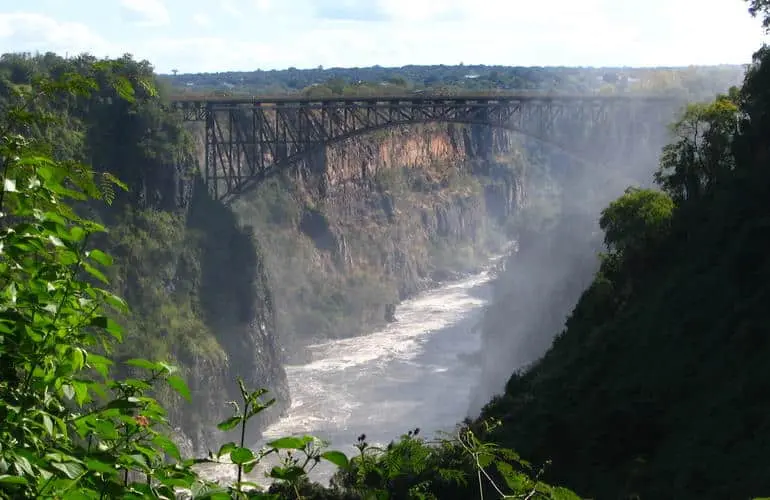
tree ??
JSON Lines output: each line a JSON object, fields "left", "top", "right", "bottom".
{"left": 734, "top": 46, "right": 770, "bottom": 171}
{"left": 325, "top": 77, "right": 346, "bottom": 95}
{"left": 386, "top": 75, "right": 407, "bottom": 87}
{"left": 746, "top": 0, "right": 770, "bottom": 30}
{"left": 654, "top": 93, "right": 739, "bottom": 202}
{"left": 303, "top": 84, "right": 334, "bottom": 99}
{"left": 599, "top": 187, "right": 674, "bottom": 258}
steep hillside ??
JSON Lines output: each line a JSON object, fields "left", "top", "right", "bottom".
{"left": 474, "top": 44, "right": 770, "bottom": 500}
{"left": 469, "top": 107, "right": 674, "bottom": 412}
{"left": 0, "top": 53, "right": 290, "bottom": 456}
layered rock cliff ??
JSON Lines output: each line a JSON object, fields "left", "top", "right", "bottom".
{"left": 206, "top": 123, "right": 537, "bottom": 355}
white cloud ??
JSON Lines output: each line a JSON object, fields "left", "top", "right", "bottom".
{"left": 376, "top": 0, "right": 461, "bottom": 22}
{"left": 0, "top": 0, "right": 767, "bottom": 72}
{"left": 0, "top": 12, "right": 115, "bottom": 57}
{"left": 221, "top": 0, "right": 243, "bottom": 18}
{"left": 120, "top": 0, "right": 170, "bottom": 27}
{"left": 191, "top": 13, "right": 210, "bottom": 26}
{"left": 134, "top": 36, "right": 274, "bottom": 72}
{"left": 253, "top": 0, "right": 271, "bottom": 12}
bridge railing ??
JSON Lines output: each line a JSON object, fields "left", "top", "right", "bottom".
{"left": 167, "top": 92, "right": 686, "bottom": 105}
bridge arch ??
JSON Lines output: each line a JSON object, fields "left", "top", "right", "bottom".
{"left": 171, "top": 95, "right": 683, "bottom": 202}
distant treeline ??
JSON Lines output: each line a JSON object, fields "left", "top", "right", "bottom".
{"left": 160, "top": 63, "right": 746, "bottom": 100}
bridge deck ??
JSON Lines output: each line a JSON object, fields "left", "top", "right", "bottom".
{"left": 168, "top": 93, "right": 680, "bottom": 105}
{"left": 179, "top": 91, "right": 682, "bottom": 203}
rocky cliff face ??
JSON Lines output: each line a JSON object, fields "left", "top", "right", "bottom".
{"left": 104, "top": 144, "right": 290, "bottom": 458}
{"left": 174, "top": 184, "right": 290, "bottom": 455}
{"left": 204, "top": 123, "right": 536, "bottom": 355}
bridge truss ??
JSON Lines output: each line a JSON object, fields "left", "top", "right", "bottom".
{"left": 171, "top": 95, "right": 681, "bottom": 202}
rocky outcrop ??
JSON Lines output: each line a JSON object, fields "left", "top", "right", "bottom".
{"left": 104, "top": 137, "right": 290, "bottom": 457}
{"left": 171, "top": 183, "right": 290, "bottom": 455}
{"left": 216, "top": 123, "right": 534, "bottom": 353}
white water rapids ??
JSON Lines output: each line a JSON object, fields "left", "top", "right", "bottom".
{"left": 199, "top": 263, "right": 498, "bottom": 488}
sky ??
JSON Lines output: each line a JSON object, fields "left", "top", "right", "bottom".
{"left": 0, "top": 0, "right": 768, "bottom": 74}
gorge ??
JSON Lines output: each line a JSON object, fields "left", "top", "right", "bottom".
{"left": 3, "top": 48, "right": 768, "bottom": 499}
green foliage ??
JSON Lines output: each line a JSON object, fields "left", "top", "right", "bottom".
{"left": 107, "top": 207, "right": 225, "bottom": 362}
{"left": 0, "top": 52, "right": 268, "bottom": 449}
{"left": 325, "top": 425, "right": 577, "bottom": 500}
{"left": 655, "top": 93, "right": 740, "bottom": 202}
{"left": 0, "top": 61, "right": 201, "bottom": 500}
{"left": 162, "top": 62, "right": 745, "bottom": 102}
{"left": 598, "top": 187, "right": 673, "bottom": 258}
{"left": 475, "top": 14, "right": 770, "bottom": 499}
{"left": 746, "top": 0, "right": 770, "bottom": 30}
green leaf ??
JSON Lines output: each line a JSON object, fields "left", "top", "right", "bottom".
{"left": 269, "top": 465, "right": 305, "bottom": 482}
{"left": 124, "top": 453, "right": 148, "bottom": 469}
{"left": 0, "top": 474, "right": 27, "bottom": 485}
{"left": 69, "top": 226, "right": 86, "bottom": 242}
{"left": 167, "top": 374, "right": 192, "bottom": 402}
{"left": 124, "top": 358, "right": 160, "bottom": 372}
{"left": 12, "top": 454, "right": 33, "bottom": 477}
{"left": 89, "top": 316, "right": 123, "bottom": 341}
{"left": 61, "top": 490, "right": 94, "bottom": 500}
{"left": 216, "top": 416, "right": 242, "bottom": 431}
{"left": 96, "top": 289, "right": 129, "bottom": 313}
{"left": 478, "top": 452, "right": 495, "bottom": 469}
{"left": 51, "top": 461, "right": 85, "bottom": 479}
{"left": 47, "top": 235, "right": 65, "bottom": 247}
{"left": 70, "top": 348, "right": 85, "bottom": 371}
{"left": 83, "top": 262, "right": 108, "bottom": 284}
{"left": 104, "top": 399, "right": 140, "bottom": 411}
{"left": 87, "top": 249, "right": 113, "bottom": 267}
{"left": 86, "top": 353, "right": 112, "bottom": 378}
{"left": 92, "top": 419, "right": 119, "bottom": 440}
{"left": 153, "top": 434, "right": 182, "bottom": 461}
{"left": 197, "top": 493, "right": 232, "bottom": 500}
{"left": 229, "top": 447, "right": 254, "bottom": 465}
{"left": 242, "top": 461, "right": 258, "bottom": 474}
{"left": 267, "top": 435, "right": 314, "bottom": 450}
{"left": 217, "top": 442, "right": 236, "bottom": 458}
{"left": 61, "top": 384, "right": 75, "bottom": 401}
{"left": 71, "top": 380, "right": 90, "bottom": 406}
{"left": 321, "top": 450, "right": 349, "bottom": 469}
{"left": 42, "top": 414, "right": 54, "bottom": 436}
{"left": 85, "top": 459, "right": 117, "bottom": 476}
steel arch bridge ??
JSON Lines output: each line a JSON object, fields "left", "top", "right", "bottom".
{"left": 169, "top": 94, "right": 683, "bottom": 203}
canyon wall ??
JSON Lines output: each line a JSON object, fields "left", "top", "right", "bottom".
{"left": 188, "top": 123, "right": 538, "bottom": 357}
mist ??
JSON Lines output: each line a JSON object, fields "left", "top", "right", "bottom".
{"left": 467, "top": 81, "right": 745, "bottom": 416}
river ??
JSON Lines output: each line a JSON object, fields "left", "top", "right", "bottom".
{"left": 199, "top": 264, "right": 497, "bottom": 488}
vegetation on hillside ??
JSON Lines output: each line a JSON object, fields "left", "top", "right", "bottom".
{"left": 476, "top": 4, "right": 770, "bottom": 498}
{"left": 162, "top": 63, "right": 745, "bottom": 100}
{"left": 0, "top": 51, "right": 288, "bottom": 454}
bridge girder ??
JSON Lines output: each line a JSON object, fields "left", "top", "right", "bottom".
{"left": 169, "top": 95, "right": 683, "bottom": 203}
